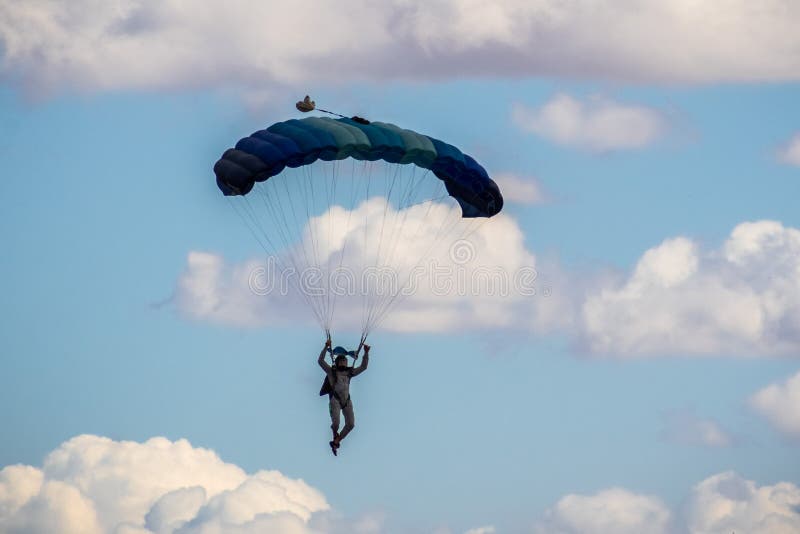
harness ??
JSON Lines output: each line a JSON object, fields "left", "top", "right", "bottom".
{"left": 328, "top": 368, "right": 352, "bottom": 409}
{"left": 320, "top": 334, "right": 367, "bottom": 409}
{"left": 332, "top": 392, "right": 351, "bottom": 409}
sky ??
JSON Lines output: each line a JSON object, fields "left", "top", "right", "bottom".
{"left": 1, "top": 1, "right": 800, "bottom": 533}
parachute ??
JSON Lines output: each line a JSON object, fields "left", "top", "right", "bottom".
{"left": 214, "top": 114, "right": 503, "bottom": 342}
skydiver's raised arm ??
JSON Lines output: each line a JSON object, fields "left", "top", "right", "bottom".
{"left": 351, "top": 344, "right": 370, "bottom": 377}
{"left": 318, "top": 339, "right": 332, "bottom": 373}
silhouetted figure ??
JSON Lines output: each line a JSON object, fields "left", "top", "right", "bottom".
{"left": 318, "top": 338, "right": 370, "bottom": 455}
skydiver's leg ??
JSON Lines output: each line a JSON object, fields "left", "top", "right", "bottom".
{"left": 337, "top": 401, "right": 355, "bottom": 442}
{"left": 329, "top": 398, "right": 341, "bottom": 439}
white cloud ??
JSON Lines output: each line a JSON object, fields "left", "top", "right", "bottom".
{"left": 2, "top": 1, "right": 800, "bottom": 98}
{"left": 3, "top": 438, "right": 799, "bottom": 534}
{"left": 175, "top": 197, "right": 572, "bottom": 335}
{"left": 750, "top": 369, "right": 800, "bottom": 439}
{"left": 175, "top": 251, "right": 298, "bottom": 328}
{"left": 491, "top": 173, "right": 547, "bottom": 205}
{"left": 535, "top": 473, "right": 800, "bottom": 534}
{"left": 660, "top": 409, "right": 734, "bottom": 448}
{"left": 0, "top": 434, "right": 330, "bottom": 534}
{"left": 0, "top": 465, "right": 42, "bottom": 518}
{"left": 512, "top": 94, "right": 664, "bottom": 151}
{"left": 146, "top": 487, "right": 206, "bottom": 534}
{"left": 177, "top": 215, "right": 800, "bottom": 356}
{"left": 687, "top": 471, "right": 800, "bottom": 534}
{"left": 535, "top": 488, "right": 672, "bottom": 534}
{"left": 4, "top": 480, "right": 103, "bottom": 534}
{"left": 777, "top": 133, "right": 800, "bottom": 166}
{"left": 582, "top": 220, "right": 800, "bottom": 356}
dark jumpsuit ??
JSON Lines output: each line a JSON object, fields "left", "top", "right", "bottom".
{"left": 318, "top": 351, "right": 369, "bottom": 441}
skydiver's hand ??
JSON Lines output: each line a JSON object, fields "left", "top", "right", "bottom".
{"left": 363, "top": 344, "right": 370, "bottom": 354}
{"left": 325, "top": 338, "right": 332, "bottom": 349}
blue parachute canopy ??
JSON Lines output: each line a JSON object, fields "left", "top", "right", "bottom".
{"left": 213, "top": 117, "right": 503, "bottom": 218}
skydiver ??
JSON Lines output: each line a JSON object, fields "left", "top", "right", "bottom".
{"left": 318, "top": 337, "right": 370, "bottom": 456}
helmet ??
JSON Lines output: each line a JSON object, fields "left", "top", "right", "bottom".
{"left": 331, "top": 346, "right": 351, "bottom": 368}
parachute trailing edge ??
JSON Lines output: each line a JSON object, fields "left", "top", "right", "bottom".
{"left": 213, "top": 116, "right": 503, "bottom": 218}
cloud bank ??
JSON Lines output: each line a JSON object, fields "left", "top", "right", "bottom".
{"left": 687, "top": 471, "right": 800, "bottom": 534}
{"left": 582, "top": 220, "right": 800, "bottom": 357}
{"left": 2, "top": 0, "right": 800, "bottom": 97}
{"left": 536, "top": 473, "right": 800, "bottom": 534}
{"left": 535, "top": 487, "right": 672, "bottom": 534}
{"left": 176, "top": 208, "right": 800, "bottom": 357}
{"left": 0, "top": 434, "right": 331, "bottom": 534}
{"left": 2, "top": 436, "right": 798, "bottom": 533}
{"left": 175, "top": 198, "right": 572, "bottom": 336}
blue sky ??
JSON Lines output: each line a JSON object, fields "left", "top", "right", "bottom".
{"left": 1, "top": 2, "right": 800, "bottom": 533}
